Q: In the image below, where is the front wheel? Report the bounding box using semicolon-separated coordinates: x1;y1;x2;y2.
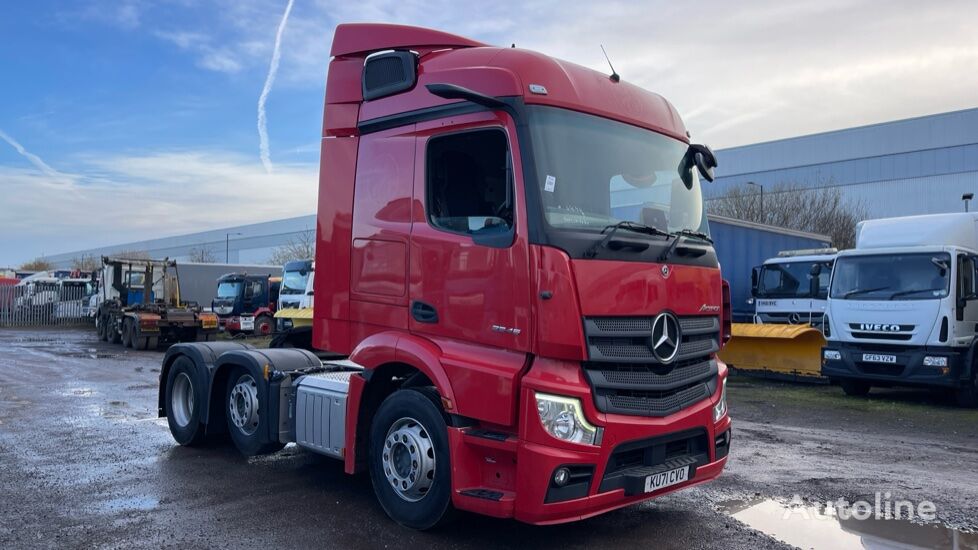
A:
840;379;871;397
369;388;454;530
224;367;284;456
254;315;273;336
955;368;978;408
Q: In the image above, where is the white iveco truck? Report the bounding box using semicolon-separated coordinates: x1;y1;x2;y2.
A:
751;249;836;325
821;213;978;406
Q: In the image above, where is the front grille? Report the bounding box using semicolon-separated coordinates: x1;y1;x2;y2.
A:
851;332;913;341
582;315;720;417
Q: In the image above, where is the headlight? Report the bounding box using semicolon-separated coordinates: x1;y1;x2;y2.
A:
534;392;601;446
713;377;728;423
923;356;948;367
823;349;841;361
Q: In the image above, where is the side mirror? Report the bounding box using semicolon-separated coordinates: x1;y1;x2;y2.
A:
810;263;822;277
689;144;717;183
750;267;759;297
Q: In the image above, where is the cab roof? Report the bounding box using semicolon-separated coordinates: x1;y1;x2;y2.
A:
327;23;688;142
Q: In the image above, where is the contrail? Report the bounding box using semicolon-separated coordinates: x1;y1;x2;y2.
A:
257;0;295;174
0;127;71;184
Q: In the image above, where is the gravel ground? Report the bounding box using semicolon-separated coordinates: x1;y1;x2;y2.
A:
1;327;975;549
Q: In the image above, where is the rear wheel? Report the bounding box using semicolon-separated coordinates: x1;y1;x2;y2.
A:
97;314;107;341
109;315;122;344
165;356;207;446
369;388;454;530
840;379;871;397
122;319;135;348
224;367;284;456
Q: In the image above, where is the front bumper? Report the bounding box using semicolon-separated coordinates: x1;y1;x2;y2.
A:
450;357;731;525
821;341;969;388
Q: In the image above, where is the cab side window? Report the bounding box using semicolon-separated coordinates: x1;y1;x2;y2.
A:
960;255;977;299
426;129;512;236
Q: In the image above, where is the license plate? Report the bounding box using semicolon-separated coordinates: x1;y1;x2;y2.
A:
240;317;254;330
644;465;690;493
862;353;896;364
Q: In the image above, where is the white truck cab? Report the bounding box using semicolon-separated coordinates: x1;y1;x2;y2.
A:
751;249;836;325
277;259;313;311
821;212;978;405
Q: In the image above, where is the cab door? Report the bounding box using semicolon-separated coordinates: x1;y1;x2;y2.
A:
408;111;532;354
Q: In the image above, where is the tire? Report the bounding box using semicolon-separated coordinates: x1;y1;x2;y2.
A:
369;388;455;530
122;318;134;348
224;366;284;456
954;368;978;408
840;379;871;397
165;356;207;446
254;315;273;336
97;315;107;341
110;314;122;345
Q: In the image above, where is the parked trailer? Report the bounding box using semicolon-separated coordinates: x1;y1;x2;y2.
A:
707;216;831;322
159;23;733;529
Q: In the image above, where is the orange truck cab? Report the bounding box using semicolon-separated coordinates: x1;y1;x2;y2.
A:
158;23;732;529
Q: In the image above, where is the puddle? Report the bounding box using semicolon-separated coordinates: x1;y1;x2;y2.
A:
719;498;977;550
100;496;159;513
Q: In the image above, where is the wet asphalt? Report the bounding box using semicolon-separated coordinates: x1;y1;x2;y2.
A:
0;327;975;549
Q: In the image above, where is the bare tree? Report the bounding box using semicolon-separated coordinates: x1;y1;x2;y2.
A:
708;182;867;249
267;231;315;265
186;246;217;263
19;257;54;271
70;254;100;272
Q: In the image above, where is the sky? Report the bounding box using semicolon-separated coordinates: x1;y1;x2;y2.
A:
2;0;978;266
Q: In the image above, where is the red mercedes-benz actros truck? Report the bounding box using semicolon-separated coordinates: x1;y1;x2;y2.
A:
157;23;732;529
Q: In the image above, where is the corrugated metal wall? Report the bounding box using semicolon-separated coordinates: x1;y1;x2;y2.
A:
709;108;978;220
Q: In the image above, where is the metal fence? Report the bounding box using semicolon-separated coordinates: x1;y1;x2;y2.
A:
0;284;94;327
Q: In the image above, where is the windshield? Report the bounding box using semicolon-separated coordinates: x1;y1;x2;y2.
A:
527;106;708;236
831;253;950;301
216;281;243;299
758;261;831;299
281;270;309;294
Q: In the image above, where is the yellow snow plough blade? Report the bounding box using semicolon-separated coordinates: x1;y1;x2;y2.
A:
718;323;827;380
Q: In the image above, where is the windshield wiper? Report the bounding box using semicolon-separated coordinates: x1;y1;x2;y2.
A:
842;286;890;298
583;221;669;259
889;288;943;299
658;229;714;262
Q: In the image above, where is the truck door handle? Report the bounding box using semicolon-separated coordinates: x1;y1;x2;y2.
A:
411;301;438;323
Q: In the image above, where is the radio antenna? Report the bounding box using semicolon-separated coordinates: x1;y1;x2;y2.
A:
600;45;620;83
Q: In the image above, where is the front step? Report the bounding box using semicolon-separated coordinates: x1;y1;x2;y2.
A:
461;428;518;452
455;487;515;518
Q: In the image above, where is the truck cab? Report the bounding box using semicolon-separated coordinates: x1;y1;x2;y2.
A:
822;213;978;405
158;23;732;529
278;259;313;310
751;249;836;325
212;273;280;335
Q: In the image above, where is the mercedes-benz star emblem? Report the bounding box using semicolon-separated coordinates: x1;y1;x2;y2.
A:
650;312;681;364
788;313;801;324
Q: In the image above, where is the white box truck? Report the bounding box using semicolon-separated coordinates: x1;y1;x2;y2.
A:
821;212;978;406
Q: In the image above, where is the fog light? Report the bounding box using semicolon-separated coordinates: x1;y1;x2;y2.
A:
553;467;570;487
823;349;841;361
923;356;948;367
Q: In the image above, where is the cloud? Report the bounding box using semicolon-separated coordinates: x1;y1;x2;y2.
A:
155;30;244;74
0;151;318;265
0;128;73;186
